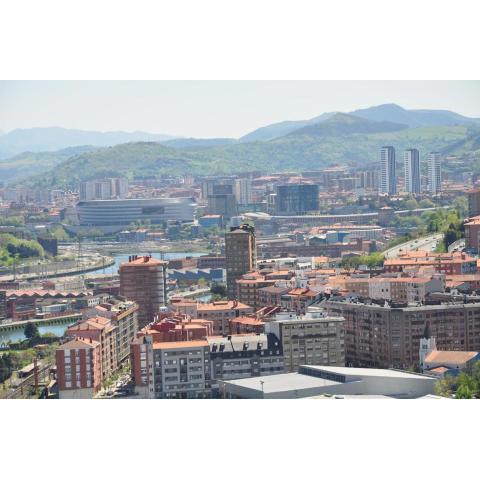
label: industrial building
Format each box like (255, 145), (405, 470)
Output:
(219, 365), (437, 399)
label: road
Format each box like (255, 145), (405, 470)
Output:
(448, 238), (465, 253)
(383, 233), (444, 259)
(170, 287), (211, 299)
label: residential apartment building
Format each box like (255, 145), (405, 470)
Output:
(207, 333), (284, 394)
(83, 300), (139, 364)
(280, 287), (322, 314)
(468, 189), (480, 218)
(384, 251), (477, 275)
(426, 152), (441, 194)
(347, 274), (445, 303)
(56, 337), (102, 399)
(131, 337), (211, 399)
(225, 224), (256, 299)
(236, 272), (276, 310)
(234, 177), (252, 205)
(404, 149), (420, 194)
(119, 255), (168, 328)
(196, 300), (254, 335)
(325, 298), (480, 369)
(79, 177), (129, 201)
(67, 316), (117, 381)
(379, 146), (396, 195)
(229, 316), (265, 334)
(265, 307), (346, 373)
(207, 193), (237, 222)
(258, 285), (291, 308)
(465, 216), (480, 252)
(139, 314), (214, 342)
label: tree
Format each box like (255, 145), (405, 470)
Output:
(404, 199), (418, 211)
(453, 196), (468, 219)
(434, 375), (456, 397)
(340, 252), (384, 269)
(455, 373), (477, 399)
(444, 228), (459, 249)
(0, 354), (14, 383)
(419, 199), (435, 209)
(24, 322), (40, 340)
(211, 282), (227, 297)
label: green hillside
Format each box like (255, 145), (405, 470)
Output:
(15, 124), (478, 189)
(286, 112), (408, 137)
(0, 146), (99, 183)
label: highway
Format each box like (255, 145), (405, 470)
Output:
(383, 233), (444, 259)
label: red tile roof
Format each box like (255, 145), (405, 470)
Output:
(120, 256), (167, 267)
(425, 350), (478, 365)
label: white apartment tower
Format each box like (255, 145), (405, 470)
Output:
(426, 152), (441, 194)
(234, 178), (252, 205)
(404, 149), (421, 194)
(379, 146), (396, 195)
(79, 177), (129, 201)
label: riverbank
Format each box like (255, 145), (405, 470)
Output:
(0, 255), (116, 282)
(0, 313), (82, 344)
(61, 239), (213, 255)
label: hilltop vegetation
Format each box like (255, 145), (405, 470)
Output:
(14, 122), (478, 189)
(286, 113), (408, 137)
(0, 233), (45, 267)
(0, 145), (99, 183)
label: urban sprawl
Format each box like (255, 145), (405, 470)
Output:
(2, 145), (480, 400)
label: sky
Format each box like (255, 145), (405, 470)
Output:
(0, 81), (479, 139)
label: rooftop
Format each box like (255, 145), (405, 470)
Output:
(197, 300), (252, 311)
(57, 337), (100, 349)
(229, 316), (265, 326)
(225, 372), (341, 394)
(120, 255), (167, 267)
(153, 340), (209, 350)
(305, 365), (433, 380)
(424, 350), (479, 365)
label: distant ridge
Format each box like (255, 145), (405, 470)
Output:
(239, 112), (337, 142)
(351, 103), (480, 128)
(161, 137), (237, 149)
(239, 104), (480, 142)
(0, 126), (177, 159)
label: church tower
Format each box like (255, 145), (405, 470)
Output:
(419, 321), (436, 371)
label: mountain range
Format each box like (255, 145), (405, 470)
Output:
(2, 104), (480, 188)
(0, 127), (176, 160)
(239, 103), (480, 142)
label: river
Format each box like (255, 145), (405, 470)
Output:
(0, 323), (72, 345)
(87, 252), (205, 275)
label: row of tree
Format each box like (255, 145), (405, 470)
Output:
(340, 252), (385, 269)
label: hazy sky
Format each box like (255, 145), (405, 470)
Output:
(0, 81), (479, 138)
